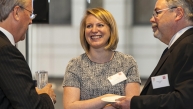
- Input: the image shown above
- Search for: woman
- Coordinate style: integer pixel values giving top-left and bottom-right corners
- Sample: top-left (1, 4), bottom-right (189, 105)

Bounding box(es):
top-left (63, 7), bottom-right (141, 109)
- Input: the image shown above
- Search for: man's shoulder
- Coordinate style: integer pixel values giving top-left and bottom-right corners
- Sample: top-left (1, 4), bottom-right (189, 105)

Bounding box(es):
top-left (0, 35), bottom-right (10, 48)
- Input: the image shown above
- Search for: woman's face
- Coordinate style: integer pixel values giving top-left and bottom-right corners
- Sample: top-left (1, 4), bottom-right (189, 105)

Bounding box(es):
top-left (85, 14), bottom-right (110, 50)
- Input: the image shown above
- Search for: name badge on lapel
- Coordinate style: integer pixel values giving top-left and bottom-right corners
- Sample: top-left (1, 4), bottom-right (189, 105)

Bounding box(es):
top-left (108, 71), bottom-right (127, 86)
top-left (151, 74), bottom-right (170, 89)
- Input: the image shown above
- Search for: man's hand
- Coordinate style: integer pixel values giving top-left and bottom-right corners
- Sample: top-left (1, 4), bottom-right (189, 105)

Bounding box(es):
top-left (112, 96), bottom-right (132, 109)
top-left (36, 83), bottom-right (56, 104)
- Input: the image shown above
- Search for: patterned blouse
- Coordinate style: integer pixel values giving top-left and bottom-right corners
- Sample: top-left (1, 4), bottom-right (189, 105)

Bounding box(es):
top-left (63, 51), bottom-right (141, 100)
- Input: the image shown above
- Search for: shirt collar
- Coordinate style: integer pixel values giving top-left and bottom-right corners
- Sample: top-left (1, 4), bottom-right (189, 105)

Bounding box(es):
top-left (168, 26), bottom-right (193, 48)
top-left (0, 27), bottom-right (15, 46)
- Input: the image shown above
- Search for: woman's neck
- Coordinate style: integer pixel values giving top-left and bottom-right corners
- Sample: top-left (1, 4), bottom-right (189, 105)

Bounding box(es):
top-left (87, 49), bottom-right (115, 63)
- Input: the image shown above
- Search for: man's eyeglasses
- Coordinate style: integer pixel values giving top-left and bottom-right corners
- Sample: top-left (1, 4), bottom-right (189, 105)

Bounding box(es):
top-left (153, 7), bottom-right (177, 17)
top-left (19, 6), bottom-right (37, 20)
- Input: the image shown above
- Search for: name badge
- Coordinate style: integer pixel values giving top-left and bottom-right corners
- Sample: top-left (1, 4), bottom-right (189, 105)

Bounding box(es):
top-left (151, 74), bottom-right (170, 89)
top-left (108, 72), bottom-right (127, 86)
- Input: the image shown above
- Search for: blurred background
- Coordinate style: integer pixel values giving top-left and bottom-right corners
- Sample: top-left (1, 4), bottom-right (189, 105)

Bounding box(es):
top-left (16, 0), bottom-right (167, 108)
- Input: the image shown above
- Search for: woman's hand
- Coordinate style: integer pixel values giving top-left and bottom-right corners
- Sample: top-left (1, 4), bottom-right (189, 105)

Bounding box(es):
top-left (103, 104), bottom-right (117, 109)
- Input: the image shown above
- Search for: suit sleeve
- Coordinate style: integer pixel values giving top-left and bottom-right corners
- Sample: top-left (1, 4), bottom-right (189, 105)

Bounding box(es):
top-left (0, 45), bottom-right (54, 109)
top-left (130, 43), bottom-right (193, 109)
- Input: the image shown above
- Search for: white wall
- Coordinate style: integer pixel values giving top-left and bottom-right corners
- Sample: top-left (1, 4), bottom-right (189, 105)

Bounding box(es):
top-left (17, 0), bottom-right (167, 78)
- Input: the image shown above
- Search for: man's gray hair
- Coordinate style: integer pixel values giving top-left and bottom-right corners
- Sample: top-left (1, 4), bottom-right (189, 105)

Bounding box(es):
top-left (0, 0), bottom-right (26, 22)
top-left (166, 0), bottom-right (193, 22)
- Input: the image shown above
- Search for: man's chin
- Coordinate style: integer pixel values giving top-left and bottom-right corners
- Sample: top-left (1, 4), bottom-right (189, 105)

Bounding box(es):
top-left (153, 33), bottom-right (158, 38)
top-left (153, 31), bottom-right (160, 38)
top-left (154, 35), bottom-right (159, 39)
top-left (20, 35), bottom-right (26, 41)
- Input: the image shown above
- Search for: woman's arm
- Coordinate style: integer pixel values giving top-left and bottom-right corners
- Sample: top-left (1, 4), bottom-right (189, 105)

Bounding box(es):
top-left (63, 87), bottom-right (116, 109)
top-left (125, 82), bottom-right (140, 97)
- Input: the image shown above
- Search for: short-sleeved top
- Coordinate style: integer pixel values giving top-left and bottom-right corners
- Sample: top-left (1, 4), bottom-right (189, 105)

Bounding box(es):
top-left (63, 51), bottom-right (141, 100)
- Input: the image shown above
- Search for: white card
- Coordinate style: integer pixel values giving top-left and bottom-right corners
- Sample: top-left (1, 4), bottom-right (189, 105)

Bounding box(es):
top-left (151, 74), bottom-right (170, 89)
top-left (108, 72), bottom-right (127, 86)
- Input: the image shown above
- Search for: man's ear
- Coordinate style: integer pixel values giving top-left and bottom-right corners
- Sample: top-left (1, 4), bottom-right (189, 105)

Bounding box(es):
top-left (175, 7), bottom-right (184, 21)
top-left (12, 6), bottom-right (21, 21)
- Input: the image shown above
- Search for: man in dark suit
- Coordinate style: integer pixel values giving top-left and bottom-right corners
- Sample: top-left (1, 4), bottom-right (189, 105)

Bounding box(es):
top-left (0, 0), bottom-right (56, 108)
top-left (114, 0), bottom-right (193, 109)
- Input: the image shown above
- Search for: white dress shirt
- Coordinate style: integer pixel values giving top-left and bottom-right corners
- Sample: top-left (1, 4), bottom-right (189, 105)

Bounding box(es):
top-left (168, 26), bottom-right (193, 48)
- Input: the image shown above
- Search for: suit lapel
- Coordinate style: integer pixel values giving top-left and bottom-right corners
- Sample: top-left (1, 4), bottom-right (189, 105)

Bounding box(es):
top-left (141, 28), bottom-right (193, 93)
top-left (142, 48), bottom-right (170, 91)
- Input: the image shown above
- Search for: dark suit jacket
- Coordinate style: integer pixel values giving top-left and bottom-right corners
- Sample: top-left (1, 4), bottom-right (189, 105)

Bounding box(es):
top-left (0, 31), bottom-right (54, 109)
top-left (131, 28), bottom-right (193, 109)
